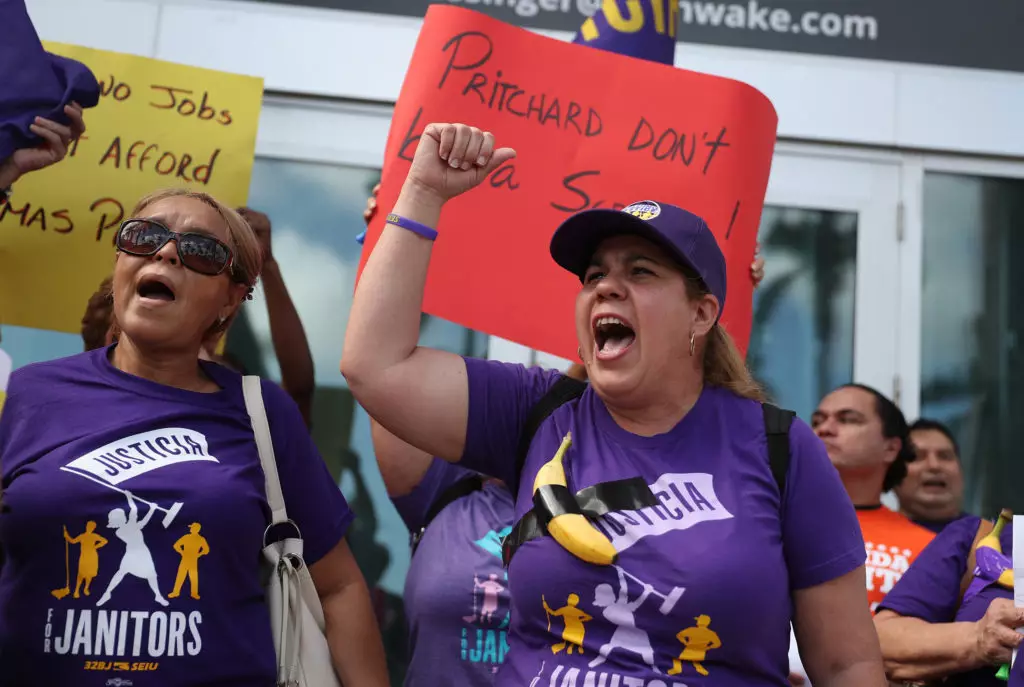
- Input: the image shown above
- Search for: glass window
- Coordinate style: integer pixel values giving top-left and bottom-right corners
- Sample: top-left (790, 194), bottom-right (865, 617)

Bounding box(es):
top-left (919, 172), bottom-right (1024, 515)
top-left (747, 206), bottom-right (858, 421)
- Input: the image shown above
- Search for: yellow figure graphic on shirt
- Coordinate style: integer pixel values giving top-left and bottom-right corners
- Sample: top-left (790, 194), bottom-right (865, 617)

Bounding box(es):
top-left (542, 593), bottom-right (592, 655)
top-left (167, 523), bottom-right (209, 600)
top-left (63, 522), bottom-right (108, 598)
top-left (668, 614), bottom-right (721, 677)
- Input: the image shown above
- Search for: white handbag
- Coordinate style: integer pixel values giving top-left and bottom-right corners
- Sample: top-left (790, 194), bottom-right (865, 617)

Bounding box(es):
top-left (242, 375), bottom-right (343, 687)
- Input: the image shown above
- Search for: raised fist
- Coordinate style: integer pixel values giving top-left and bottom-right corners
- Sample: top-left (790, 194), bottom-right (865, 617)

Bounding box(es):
top-left (403, 123), bottom-right (516, 204)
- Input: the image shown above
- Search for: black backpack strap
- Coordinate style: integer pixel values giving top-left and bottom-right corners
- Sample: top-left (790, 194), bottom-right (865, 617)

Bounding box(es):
top-left (410, 475), bottom-right (484, 555)
top-left (512, 375), bottom-right (587, 493)
top-left (762, 402), bottom-right (795, 499)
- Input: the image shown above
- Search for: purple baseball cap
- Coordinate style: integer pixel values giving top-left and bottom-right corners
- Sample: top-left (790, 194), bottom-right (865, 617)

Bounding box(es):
top-left (549, 200), bottom-right (727, 318)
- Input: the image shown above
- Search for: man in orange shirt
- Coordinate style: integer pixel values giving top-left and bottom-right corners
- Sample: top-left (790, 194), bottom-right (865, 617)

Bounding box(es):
top-left (812, 384), bottom-right (935, 613)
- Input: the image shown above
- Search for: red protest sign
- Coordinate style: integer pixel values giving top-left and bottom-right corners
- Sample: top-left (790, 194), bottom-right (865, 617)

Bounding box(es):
top-left (359, 5), bottom-right (777, 359)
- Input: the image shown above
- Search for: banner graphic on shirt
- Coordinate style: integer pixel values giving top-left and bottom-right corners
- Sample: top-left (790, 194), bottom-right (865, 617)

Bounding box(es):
top-left (0, 43), bottom-right (263, 334)
top-left (590, 472), bottom-right (733, 553)
top-left (42, 428), bottom-right (221, 675)
top-left (60, 428), bottom-right (218, 485)
top-left (358, 5), bottom-right (778, 360)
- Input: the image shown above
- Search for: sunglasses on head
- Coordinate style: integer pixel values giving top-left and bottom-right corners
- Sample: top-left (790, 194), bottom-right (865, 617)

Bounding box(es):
top-left (115, 218), bottom-right (237, 279)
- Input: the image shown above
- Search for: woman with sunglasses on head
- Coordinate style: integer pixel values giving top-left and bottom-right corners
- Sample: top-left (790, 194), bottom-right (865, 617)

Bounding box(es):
top-left (0, 188), bottom-right (388, 686)
top-left (343, 123), bottom-right (886, 687)
top-left (363, 186), bottom-right (766, 686)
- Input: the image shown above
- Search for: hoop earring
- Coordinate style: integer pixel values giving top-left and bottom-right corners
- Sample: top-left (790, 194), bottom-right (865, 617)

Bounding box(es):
top-left (689, 332), bottom-right (696, 357)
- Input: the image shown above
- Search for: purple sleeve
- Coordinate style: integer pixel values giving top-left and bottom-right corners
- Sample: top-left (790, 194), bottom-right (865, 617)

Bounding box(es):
top-left (460, 357), bottom-right (562, 485)
top-left (876, 515), bottom-right (980, 621)
top-left (261, 379), bottom-right (354, 566)
top-left (782, 418), bottom-right (866, 590)
top-left (390, 458), bottom-right (478, 533)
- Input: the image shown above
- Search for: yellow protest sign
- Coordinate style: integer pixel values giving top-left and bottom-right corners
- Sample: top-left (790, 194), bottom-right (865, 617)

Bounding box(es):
top-left (0, 43), bottom-right (264, 333)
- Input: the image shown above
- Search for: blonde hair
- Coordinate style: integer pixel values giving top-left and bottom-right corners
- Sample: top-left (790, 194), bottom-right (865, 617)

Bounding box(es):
top-left (681, 270), bottom-right (766, 402)
top-left (125, 188), bottom-right (264, 343)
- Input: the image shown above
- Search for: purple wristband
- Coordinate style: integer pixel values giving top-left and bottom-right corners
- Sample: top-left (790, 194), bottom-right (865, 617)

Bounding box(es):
top-left (386, 213), bottom-right (438, 241)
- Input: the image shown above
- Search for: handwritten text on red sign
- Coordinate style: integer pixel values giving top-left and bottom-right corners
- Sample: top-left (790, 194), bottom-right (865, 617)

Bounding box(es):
top-left (359, 6), bottom-right (778, 359)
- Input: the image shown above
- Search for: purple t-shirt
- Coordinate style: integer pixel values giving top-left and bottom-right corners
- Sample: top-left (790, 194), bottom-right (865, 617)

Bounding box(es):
top-left (0, 346), bottom-right (353, 686)
top-left (461, 358), bottom-right (865, 687)
top-left (878, 515), bottom-right (1019, 687)
top-left (392, 458), bottom-right (515, 686)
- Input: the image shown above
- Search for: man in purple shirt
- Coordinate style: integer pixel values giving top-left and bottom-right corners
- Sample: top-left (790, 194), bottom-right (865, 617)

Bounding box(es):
top-left (875, 512), bottom-right (1024, 685)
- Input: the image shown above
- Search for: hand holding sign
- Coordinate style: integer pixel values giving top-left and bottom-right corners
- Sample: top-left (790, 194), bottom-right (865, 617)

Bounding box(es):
top-left (0, 44), bottom-right (263, 334)
top-left (405, 123), bottom-right (517, 203)
top-left (0, 103), bottom-right (86, 188)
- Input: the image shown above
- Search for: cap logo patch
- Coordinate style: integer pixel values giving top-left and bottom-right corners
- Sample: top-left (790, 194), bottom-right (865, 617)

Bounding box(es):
top-left (623, 201), bottom-right (661, 221)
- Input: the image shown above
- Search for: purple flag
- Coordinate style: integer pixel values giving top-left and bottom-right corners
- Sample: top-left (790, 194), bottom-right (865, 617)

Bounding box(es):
top-left (963, 544), bottom-right (1013, 605)
top-left (570, 0), bottom-right (677, 66)
top-left (0, 0), bottom-right (100, 162)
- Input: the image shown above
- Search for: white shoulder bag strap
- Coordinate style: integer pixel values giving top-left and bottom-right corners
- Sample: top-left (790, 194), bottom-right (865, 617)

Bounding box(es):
top-left (241, 377), bottom-right (339, 687)
top-left (242, 375), bottom-right (301, 686)
top-left (242, 375), bottom-right (289, 524)
top-left (243, 375), bottom-right (342, 687)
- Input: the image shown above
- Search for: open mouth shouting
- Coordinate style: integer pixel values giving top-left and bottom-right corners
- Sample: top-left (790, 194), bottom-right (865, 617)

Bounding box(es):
top-left (593, 314), bottom-right (636, 361)
top-left (920, 476), bottom-right (948, 493)
top-left (136, 274), bottom-right (177, 306)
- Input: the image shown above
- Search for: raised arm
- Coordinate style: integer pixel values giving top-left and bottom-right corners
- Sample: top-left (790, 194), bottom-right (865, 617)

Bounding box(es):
top-left (627, 584), bottom-right (654, 612)
top-left (363, 189), bottom-right (443, 498)
top-left (238, 207), bottom-right (316, 427)
top-left (340, 123), bottom-right (515, 462)
top-left (136, 501), bottom-right (156, 529)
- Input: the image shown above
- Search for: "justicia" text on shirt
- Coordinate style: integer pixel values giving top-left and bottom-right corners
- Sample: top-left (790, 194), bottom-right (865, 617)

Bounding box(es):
top-left (590, 473), bottom-right (733, 553)
top-left (61, 428), bottom-right (218, 486)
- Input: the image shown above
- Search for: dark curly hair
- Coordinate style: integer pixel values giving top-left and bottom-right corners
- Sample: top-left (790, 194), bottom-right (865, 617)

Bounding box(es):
top-left (81, 275), bottom-right (114, 351)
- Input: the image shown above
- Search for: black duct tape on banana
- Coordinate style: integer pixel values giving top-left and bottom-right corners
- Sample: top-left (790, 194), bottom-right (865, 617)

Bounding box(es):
top-left (532, 484), bottom-right (579, 528)
top-left (503, 476), bottom-right (659, 567)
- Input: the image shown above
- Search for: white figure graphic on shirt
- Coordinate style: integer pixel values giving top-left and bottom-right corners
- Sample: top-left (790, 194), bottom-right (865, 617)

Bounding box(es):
top-left (465, 573), bottom-right (505, 624)
top-left (589, 565), bottom-right (660, 673)
top-left (96, 493), bottom-right (168, 607)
